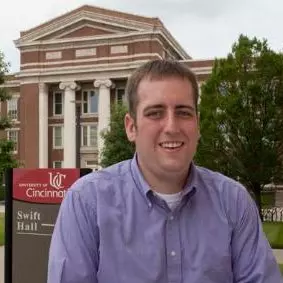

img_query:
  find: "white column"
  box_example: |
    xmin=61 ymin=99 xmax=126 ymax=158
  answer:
xmin=59 ymin=81 xmax=79 ymax=168
xmin=38 ymin=83 xmax=48 ymax=168
xmin=94 ymin=79 xmax=112 ymax=163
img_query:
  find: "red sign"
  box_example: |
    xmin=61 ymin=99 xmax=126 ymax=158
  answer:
xmin=13 ymin=169 xmax=80 ymax=204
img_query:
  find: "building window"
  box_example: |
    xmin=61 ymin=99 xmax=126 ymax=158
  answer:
xmin=82 ymin=90 xmax=98 ymax=114
xmin=53 ymin=126 xmax=63 ymax=148
xmin=53 ymin=91 xmax=63 ymax=115
xmin=85 ymin=160 xmax=100 ymax=171
xmin=7 ymin=130 xmax=18 ymax=153
xmin=81 ymin=125 xmax=97 ymax=147
xmin=7 ymin=97 xmax=18 ymax=120
xmin=53 ymin=161 xmax=63 ymax=168
xmin=115 ymin=88 xmax=125 ymax=104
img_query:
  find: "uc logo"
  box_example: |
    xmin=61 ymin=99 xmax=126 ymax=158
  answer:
xmin=49 ymin=172 xmax=66 ymax=190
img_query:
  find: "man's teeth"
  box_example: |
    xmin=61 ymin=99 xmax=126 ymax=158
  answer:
xmin=160 ymin=142 xmax=183 ymax=148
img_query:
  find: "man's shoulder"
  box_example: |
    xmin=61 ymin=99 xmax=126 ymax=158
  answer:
xmin=194 ymin=165 xmax=246 ymax=194
xmin=194 ymin=165 xmax=254 ymax=225
xmin=69 ymin=159 xmax=133 ymax=195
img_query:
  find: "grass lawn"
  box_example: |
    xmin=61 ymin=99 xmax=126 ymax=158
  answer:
xmin=263 ymin=222 xmax=283 ymax=249
xmin=0 ymin=213 xmax=4 ymax=246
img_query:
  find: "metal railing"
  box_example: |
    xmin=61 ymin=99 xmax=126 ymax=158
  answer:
xmin=262 ymin=207 xmax=283 ymax=222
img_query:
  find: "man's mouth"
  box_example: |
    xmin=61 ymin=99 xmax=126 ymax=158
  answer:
xmin=159 ymin=141 xmax=184 ymax=149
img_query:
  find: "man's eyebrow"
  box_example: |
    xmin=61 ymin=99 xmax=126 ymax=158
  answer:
xmin=143 ymin=104 xmax=196 ymax=112
xmin=143 ymin=104 xmax=165 ymax=112
xmin=175 ymin=105 xmax=196 ymax=111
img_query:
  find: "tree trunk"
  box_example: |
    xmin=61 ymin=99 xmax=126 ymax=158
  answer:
xmin=252 ymin=182 xmax=263 ymax=222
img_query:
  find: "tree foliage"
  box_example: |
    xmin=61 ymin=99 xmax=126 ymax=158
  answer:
xmin=100 ymin=103 xmax=135 ymax=167
xmin=195 ymin=35 xmax=283 ymax=217
xmin=0 ymin=51 xmax=18 ymax=185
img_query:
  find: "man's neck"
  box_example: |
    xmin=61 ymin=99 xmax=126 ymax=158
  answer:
xmin=137 ymin=163 xmax=189 ymax=194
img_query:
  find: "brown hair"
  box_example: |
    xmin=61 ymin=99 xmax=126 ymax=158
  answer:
xmin=125 ymin=59 xmax=199 ymax=119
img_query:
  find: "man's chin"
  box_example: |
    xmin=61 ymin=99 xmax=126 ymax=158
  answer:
xmin=160 ymin=162 xmax=189 ymax=174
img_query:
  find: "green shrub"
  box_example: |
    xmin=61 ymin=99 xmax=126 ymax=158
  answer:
xmin=0 ymin=186 xmax=4 ymax=201
xmin=0 ymin=213 xmax=4 ymax=246
xmin=261 ymin=191 xmax=276 ymax=208
xmin=263 ymin=222 xmax=283 ymax=249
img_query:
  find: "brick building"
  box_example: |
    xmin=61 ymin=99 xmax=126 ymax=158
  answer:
xmin=1 ymin=5 xmax=213 ymax=170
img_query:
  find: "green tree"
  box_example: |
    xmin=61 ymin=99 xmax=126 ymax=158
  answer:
xmin=195 ymin=35 xmax=283 ymax=219
xmin=100 ymin=103 xmax=135 ymax=167
xmin=0 ymin=51 xmax=18 ymax=188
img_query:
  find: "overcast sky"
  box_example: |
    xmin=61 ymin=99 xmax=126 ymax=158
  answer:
xmin=1 ymin=0 xmax=282 ymax=73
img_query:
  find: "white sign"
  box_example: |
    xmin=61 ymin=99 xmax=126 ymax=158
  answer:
xmin=45 ymin=51 xmax=62 ymax=60
xmin=110 ymin=45 xmax=128 ymax=54
xmin=75 ymin=48 xmax=97 ymax=57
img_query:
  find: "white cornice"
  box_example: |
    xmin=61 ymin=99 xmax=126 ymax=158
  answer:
xmin=20 ymin=37 xmax=164 ymax=53
xmin=160 ymin=27 xmax=190 ymax=59
xmin=21 ymin=53 xmax=162 ymax=68
xmin=18 ymin=59 xmax=157 ymax=77
xmin=190 ymin=66 xmax=213 ymax=74
xmin=2 ymin=80 xmax=21 ymax=88
xmin=16 ymin=61 xmax=144 ymax=84
xmin=15 ymin=30 xmax=157 ymax=48
xmin=181 ymin=58 xmax=215 ymax=63
xmin=15 ymin=63 xmax=212 ymax=86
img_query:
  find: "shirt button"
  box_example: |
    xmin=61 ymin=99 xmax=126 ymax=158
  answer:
xmin=170 ymin=251 xmax=176 ymax=257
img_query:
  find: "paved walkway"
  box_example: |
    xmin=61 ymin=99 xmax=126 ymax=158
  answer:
xmin=0 ymin=246 xmax=3 ymax=283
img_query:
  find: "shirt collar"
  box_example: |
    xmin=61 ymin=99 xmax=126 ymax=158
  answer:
xmin=130 ymin=153 xmax=198 ymax=205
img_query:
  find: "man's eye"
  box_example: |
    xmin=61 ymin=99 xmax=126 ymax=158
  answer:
xmin=146 ymin=111 xmax=162 ymax=118
xmin=176 ymin=110 xmax=192 ymax=117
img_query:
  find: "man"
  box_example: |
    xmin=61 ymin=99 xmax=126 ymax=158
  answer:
xmin=48 ymin=59 xmax=282 ymax=282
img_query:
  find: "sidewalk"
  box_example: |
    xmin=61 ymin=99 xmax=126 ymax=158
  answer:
xmin=0 ymin=246 xmax=3 ymax=283
xmin=274 ymin=249 xmax=283 ymax=264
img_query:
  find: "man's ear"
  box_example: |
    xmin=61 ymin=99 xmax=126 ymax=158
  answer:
xmin=124 ymin=113 xmax=136 ymax=142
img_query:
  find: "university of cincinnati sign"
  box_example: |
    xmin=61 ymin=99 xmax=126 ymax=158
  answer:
xmin=13 ymin=169 xmax=80 ymax=204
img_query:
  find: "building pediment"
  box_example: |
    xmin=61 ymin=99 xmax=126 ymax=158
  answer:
xmin=15 ymin=5 xmax=162 ymax=46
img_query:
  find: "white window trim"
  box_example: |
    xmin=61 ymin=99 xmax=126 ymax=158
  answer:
xmin=7 ymin=95 xmax=19 ymax=121
xmin=6 ymin=129 xmax=19 ymax=154
xmin=53 ymin=126 xmax=63 ymax=149
xmin=81 ymin=124 xmax=98 ymax=148
xmin=81 ymin=89 xmax=98 ymax=114
xmin=85 ymin=160 xmax=101 ymax=171
xmin=53 ymin=91 xmax=64 ymax=116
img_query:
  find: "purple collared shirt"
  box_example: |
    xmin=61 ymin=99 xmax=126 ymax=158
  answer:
xmin=48 ymin=156 xmax=282 ymax=282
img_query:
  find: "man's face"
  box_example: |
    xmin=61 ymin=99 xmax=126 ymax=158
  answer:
xmin=125 ymin=77 xmax=200 ymax=177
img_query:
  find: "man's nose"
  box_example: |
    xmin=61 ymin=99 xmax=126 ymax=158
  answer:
xmin=163 ymin=113 xmax=179 ymax=133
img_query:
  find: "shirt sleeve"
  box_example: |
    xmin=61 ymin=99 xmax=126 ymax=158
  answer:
xmin=231 ymin=188 xmax=282 ymax=283
xmin=47 ymin=189 xmax=99 ymax=283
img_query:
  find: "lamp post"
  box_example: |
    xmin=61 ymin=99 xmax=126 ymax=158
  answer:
xmin=72 ymin=100 xmax=82 ymax=168
xmin=75 ymin=102 xmax=81 ymax=168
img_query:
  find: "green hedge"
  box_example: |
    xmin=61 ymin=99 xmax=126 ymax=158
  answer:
xmin=0 ymin=186 xmax=4 ymax=201
xmin=261 ymin=191 xmax=276 ymax=208
xmin=263 ymin=222 xmax=283 ymax=249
